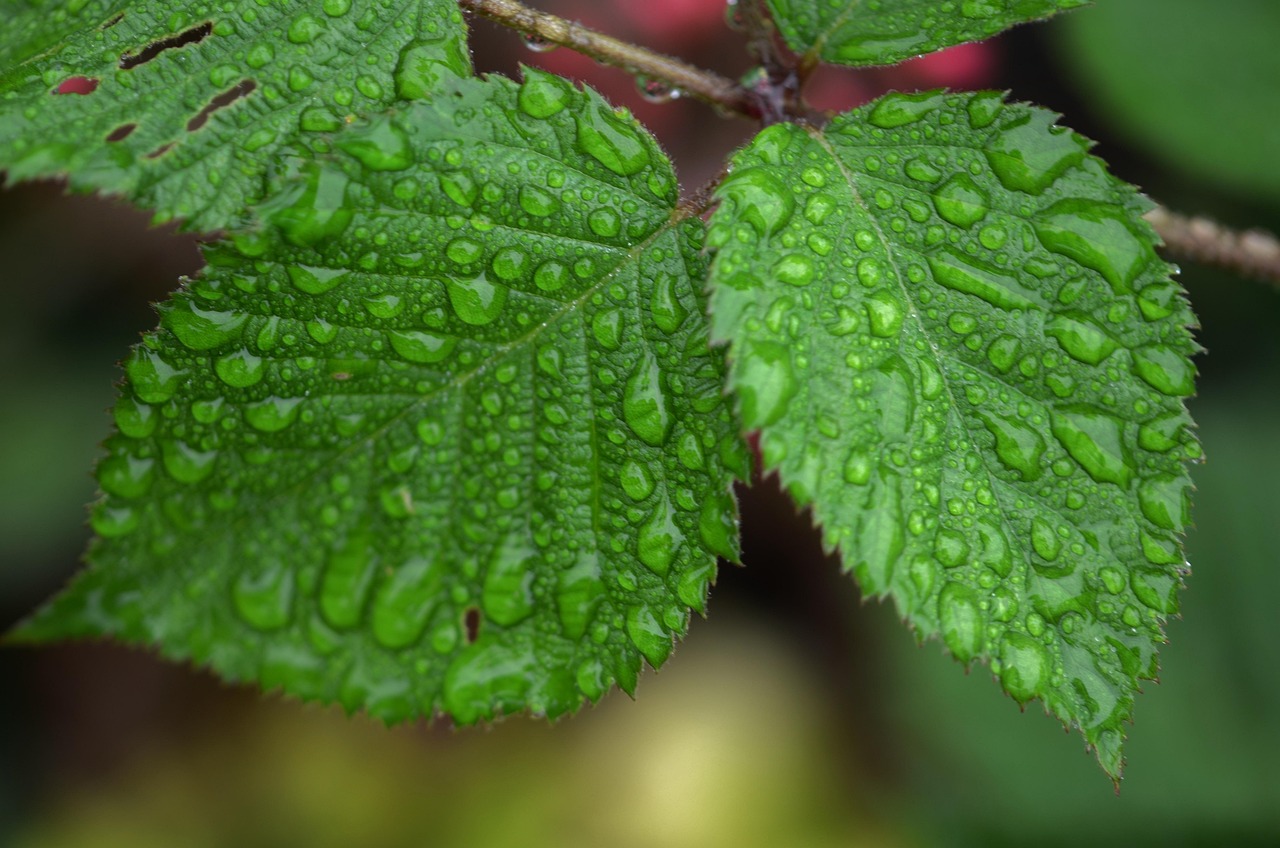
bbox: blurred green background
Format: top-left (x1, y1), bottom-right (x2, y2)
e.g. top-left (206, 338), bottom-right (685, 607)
top-left (2, 1), bottom-right (1278, 845)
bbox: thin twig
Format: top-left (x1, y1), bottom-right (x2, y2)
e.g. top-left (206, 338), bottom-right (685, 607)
top-left (1147, 207), bottom-right (1280, 288)
top-left (457, 0), bottom-right (758, 120)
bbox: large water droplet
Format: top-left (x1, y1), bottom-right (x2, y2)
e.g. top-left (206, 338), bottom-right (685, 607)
top-left (337, 115), bottom-right (413, 171)
top-left (773, 253), bottom-right (816, 287)
top-left (637, 496), bottom-right (683, 575)
top-left (1138, 474), bottom-right (1189, 531)
top-left (518, 68), bottom-right (573, 118)
top-left (650, 271), bottom-right (687, 334)
top-left (735, 338), bottom-right (797, 427)
top-left (698, 490), bottom-right (738, 561)
top-left (928, 248), bottom-right (1035, 311)
top-left (932, 173), bottom-right (988, 228)
top-left (999, 632), bottom-right (1050, 703)
top-left (623, 353), bottom-right (672, 446)
top-left (1030, 517), bottom-right (1063, 563)
top-left (1034, 199), bottom-right (1152, 294)
top-left (939, 581), bottom-right (983, 662)
top-left (717, 166), bottom-right (794, 237)
top-left (934, 528), bottom-right (970, 568)
top-left (1131, 344), bottom-right (1196, 396)
top-left (165, 305), bottom-right (246, 351)
top-left (626, 604), bottom-right (671, 667)
top-left (556, 553), bottom-right (603, 640)
top-left (371, 556), bottom-right (443, 649)
top-left (393, 39), bottom-right (468, 100)
top-left (865, 290), bottom-right (905, 337)
top-left (1051, 408), bottom-right (1133, 487)
top-left (1045, 314), bottom-right (1118, 365)
top-left (126, 348), bottom-right (183, 403)
top-left (443, 641), bottom-right (535, 723)
top-left (113, 396), bottom-right (158, 438)
top-left (233, 560), bottom-right (295, 631)
top-left (245, 397), bottom-right (302, 432)
top-left (576, 101), bottom-right (650, 176)
top-left (262, 163), bottom-right (354, 247)
top-left (288, 264), bottom-right (350, 295)
top-left (98, 455), bottom-right (155, 499)
top-left (215, 349), bottom-right (266, 388)
top-left (1131, 566), bottom-right (1179, 614)
top-left (447, 275), bottom-right (507, 325)
top-left (867, 90), bottom-right (945, 128)
top-left (320, 534), bottom-right (377, 629)
top-left (389, 329), bottom-right (457, 363)
top-left (984, 111), bottom-right (1087, 195)
top-left (979, 411), bottom-right (1045, 481)
top-left (482, 531), bottom-right (537, 626)
top-left (161, 439), bottom-right (217, 483)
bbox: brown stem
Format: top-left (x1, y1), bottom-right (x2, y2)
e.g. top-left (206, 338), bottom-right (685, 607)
top-left (1147, 207), bottom-right (1280, 288)
top-left (458, 0), bottom-right (758, 119)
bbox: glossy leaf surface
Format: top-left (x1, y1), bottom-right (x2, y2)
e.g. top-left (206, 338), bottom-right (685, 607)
top-left (14, 72), bottom-right (744, 723)
top-left (0, 0), bottom-right (469, 229)
top-left (765, 0), bottom-right (1086, 67)
top-left (706, 90), bottom-right (1198, 777)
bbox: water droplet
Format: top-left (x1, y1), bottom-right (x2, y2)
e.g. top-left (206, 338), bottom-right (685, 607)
top-left (113, 396), bottom-right (158, 438)
top-left (91, 501), bottom-right (139, 537)
top-left (735, 339), bottom-right (797, 427)
top-left (233, 561), bottom-right (295, 631)
top-left (932, 173), bottom-right (988, 228)
top-left (620, 458), bottom-right (655, 501)
top-left (1131, 344), bottom-right (1196, 396)
top-left (389, 329), bottom-right (457, 364)
top-left (1045, 314), bottom-right (1117, 365)
top-left (927, 248), bottom-right (1035, 311)
top-left (337, 115), bottom-right (413, 171)
top-left (161, 439), bottom-right (217, 483)
top-left (482, 531), bottom-right (537, 626)
top-left (1051, 409), bottom-right (1132, 487)
top-left (393, 40), bottom-right (468, 101)
top-left (636, 75), bottom-right (678, 103)
top-left (649, 272), bottom-right (687, 334)
top-left (518, 184), bottom-right (558, 217)
top-left (966, 91), bottom-right (1004, 129)
top-left (934, 528), bottom-right (970, 568)
top-left (215, 349), bottom-right (266, 388)
top-left (321, 534), bottom-right (377, 629)
top-left (984, 111), bottom-right (1088, 195)
top-left (986, 334), bottom-right (1020, 373)
top-left (699, 489), bottom-right (738, 561)
top-left (774, 253), bottom-right (815, 287)
top-left (165, 305), bottom-right (246, 351)
top-left (865, 291), bottom-right (904, 337)
top-left (588, 207), bottom-right (622, 238)
top-left (556, 553), bottom-right (603, 640)
top-left (245, 397), bottom-right (302, 432)
top-left (592, 308), bottom-right (624, 350)
top-left (717, 166), bottom-right (795, 236)
top-left (867, 90), bottom-right (945, 129)
top-left (576, 101), bottom-right (650, 176)
top-left (98, 455), bottom-right (155, 499)
top-left (369, 556), bottom-right (442, 649)
top-left (843, 451), bottom-right (872, 485)
top-left (1138, 412), bottom-right (1185, 453)
top-left (522, 32), bottom-right (558, 52)
top-left (939, 581), bottom-right (983, 662)
top-left (1138, 474), bottom-right (1189, 531)
top-left (626, 604), bottom-right (671, 667)
top-left (443, 641), bottom-right (535, 723)
top-left (638, 497), bottom-right (683, 575)
top-left (1034, 199), bottom-right (1152, 294)
top-left (999, 632), bottom-right (1049, 703)
top-left (905, 157), bottom-right (942, 183)
top-left (287, 13), bottom-right (324, 44)
top-left (1030, 517), bottom-right (1062, 562)
top-left (1131, 566), bottom-right (1179, 614)
top-left (288, 264), bottom-right (349, 295)
top-left (518, 69), bottom-right (573, 118)
top-left (623, 353), bottom-right (672, 446)
top-left (261, 163), bottom-right (354, 248)
top-left (447, 275), bottom-right (507, 325)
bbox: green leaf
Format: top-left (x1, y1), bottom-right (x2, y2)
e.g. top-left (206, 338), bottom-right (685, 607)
top-left (12, 71), bottom-right (746, 724)
top-left (706, 90), bottom-right (1198, 777)
top-left (766, 0), bottom-right (1087, 67)
top-left (1058, 0), bottom-right (1280, 203)
top-left (0, 0), bottom-right (470, 229)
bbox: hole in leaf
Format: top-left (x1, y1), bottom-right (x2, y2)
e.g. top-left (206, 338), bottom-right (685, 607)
top-left (145, 142), bottom-right (174, 159)
top-left (463, 607), bottom-right (481, 644)
top-left (106, 123), bottom-right (137, 142)
top-left (55, 76), bottom-right (99, 95)
top-left (186, 80), bottom-right (255, 132)
top-left (119, 21), bottom-right (213, 70)
top-left (101, 12), bottom-right (124, 30)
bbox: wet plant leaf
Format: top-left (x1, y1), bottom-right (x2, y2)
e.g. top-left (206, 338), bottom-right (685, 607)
top-left (12, 72), bottom-right (745, 724)
top-left (0, 0), bottom-right (470, 230)
top-left (706, 90), bottom-right (1198, 778)
top-left (766, 0), bottom-right (1087, 67)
